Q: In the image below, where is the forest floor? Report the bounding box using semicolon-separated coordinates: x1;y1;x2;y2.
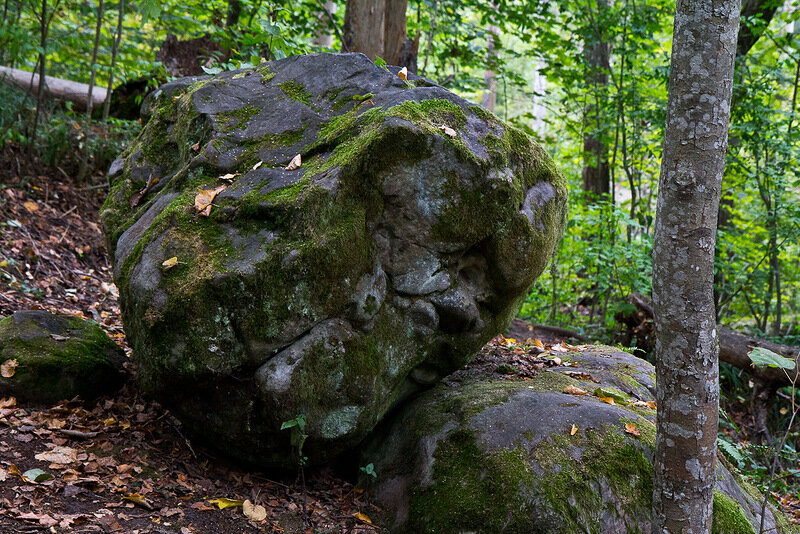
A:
1;149;799;532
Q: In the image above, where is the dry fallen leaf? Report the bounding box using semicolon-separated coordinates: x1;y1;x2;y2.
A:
533;338;545;349
625;423;640;436
562;370;600;383
219;172;239;182
208;497;244;510
252;160;263;170
599;396;616;405
243;499;267;522
23;201;38;213
1;359;18;378
570;424;578;436
0;396;16;408
130;174;159;208
397;66;408;80
35;446;79;464
161;257;179;270
191;141;201;152
353;512;373;524
439;125;457;137
194;184;227;216
285;154;302;170
563;385;589;396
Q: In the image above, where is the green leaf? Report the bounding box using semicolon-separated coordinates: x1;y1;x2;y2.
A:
22;468;53;483
747;347;795;370
717;438;744;467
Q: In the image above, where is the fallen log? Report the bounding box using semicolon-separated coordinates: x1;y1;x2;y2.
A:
621;293;800;387
0;66;107;110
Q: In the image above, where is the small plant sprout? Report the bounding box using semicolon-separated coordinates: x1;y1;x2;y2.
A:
746;346;799;534
280;413;308;467
360;463;377;479
281;413;309;512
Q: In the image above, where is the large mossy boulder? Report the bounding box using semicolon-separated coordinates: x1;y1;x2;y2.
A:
0;311;126;404
100;53;567;466
362;347;796;533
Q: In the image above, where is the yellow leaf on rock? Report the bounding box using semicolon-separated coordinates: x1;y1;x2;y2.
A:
194;185;227;216
533;338;545;349
161;257;179;270
397;67;408;80
1;359;18;378
599;397;616;405
243;499;267;522
570;424;578;436
208;498;244;510
353;512;373;524
625;423;640;436
563;385;588;396
285;154;302;170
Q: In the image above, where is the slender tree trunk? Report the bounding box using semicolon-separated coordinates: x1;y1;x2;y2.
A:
312;1;336;48
30;0;48;155
78;0;104;180
481;2;498;112
651;0;740;532
226;0;241;27
102;0;124;121
582;0;611;201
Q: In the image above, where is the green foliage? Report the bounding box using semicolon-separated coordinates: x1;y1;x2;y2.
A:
360;463;377;478
281;414;308;467
748;347;796;371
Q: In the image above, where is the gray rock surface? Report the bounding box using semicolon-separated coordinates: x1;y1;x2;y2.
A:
100;53;567;466
362;347;793;533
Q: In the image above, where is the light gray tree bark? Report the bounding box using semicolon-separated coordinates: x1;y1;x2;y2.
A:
651;0;740;531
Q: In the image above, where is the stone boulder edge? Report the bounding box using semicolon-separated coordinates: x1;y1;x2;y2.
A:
100;52;568;467
0;310;127;404
361;346;795;534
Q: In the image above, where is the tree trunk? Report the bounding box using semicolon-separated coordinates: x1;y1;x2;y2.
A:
312;1;336;48
226;0;241;27
481;3;498;112
342;0;415;69
582;0;611;201
0;66;107;110
78;0;104;181
651;0;740;532
102;0;124;121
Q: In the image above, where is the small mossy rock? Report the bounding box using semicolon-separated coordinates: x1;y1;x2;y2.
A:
99;52;567;467
362;346;795;533
0;311;126;404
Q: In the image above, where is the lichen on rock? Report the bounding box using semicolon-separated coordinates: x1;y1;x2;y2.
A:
100;53;568;467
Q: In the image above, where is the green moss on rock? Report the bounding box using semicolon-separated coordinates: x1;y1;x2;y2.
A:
0;311;126;404
712;490;756;534
280;80;312;105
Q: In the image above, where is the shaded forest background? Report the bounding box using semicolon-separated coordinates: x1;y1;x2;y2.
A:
1;0;800;508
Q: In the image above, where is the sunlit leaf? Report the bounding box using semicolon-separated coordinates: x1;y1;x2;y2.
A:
208;497;244;510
